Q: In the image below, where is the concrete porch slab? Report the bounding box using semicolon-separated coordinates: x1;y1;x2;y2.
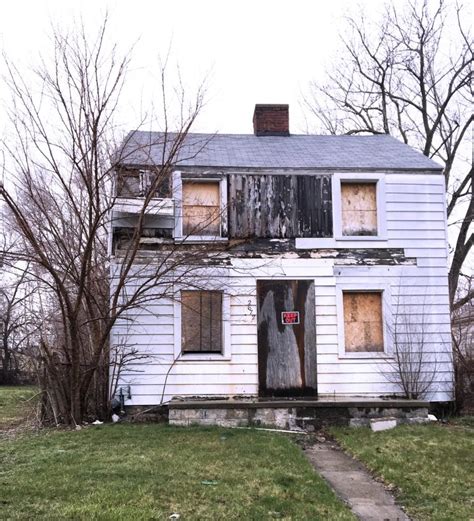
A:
167;397;429;429
168;397;429;409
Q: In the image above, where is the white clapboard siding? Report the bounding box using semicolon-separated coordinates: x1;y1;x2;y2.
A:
117;324;175;335
317;381;452;394
112;173;454;405
316;371;451;385
387;193;444;204
131;383;255;394
333;270;449;281
385;185;443;194
387;221;446;231
118;373;258;386
321;174;452;401
386;202;445;213
116;334;175;345
405;248;448;258
123;363;258;375
124;386;452;405
317;355;453;369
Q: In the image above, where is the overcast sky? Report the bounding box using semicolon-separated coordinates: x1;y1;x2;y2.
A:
0;0;386;135
1;1;471;274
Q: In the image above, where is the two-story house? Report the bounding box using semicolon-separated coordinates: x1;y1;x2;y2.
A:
110;104;453;426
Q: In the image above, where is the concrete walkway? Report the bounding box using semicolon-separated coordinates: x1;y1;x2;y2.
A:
304;441;410;521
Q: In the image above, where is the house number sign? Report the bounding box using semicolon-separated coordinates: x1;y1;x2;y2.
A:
281;311;300;325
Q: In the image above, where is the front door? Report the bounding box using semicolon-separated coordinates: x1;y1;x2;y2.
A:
257;280;317;397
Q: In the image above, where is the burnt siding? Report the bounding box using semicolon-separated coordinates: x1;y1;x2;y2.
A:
296;175;332;237
229;174;332;239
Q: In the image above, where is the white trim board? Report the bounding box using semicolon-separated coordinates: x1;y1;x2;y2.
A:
332;172;387;241
172;170;228;241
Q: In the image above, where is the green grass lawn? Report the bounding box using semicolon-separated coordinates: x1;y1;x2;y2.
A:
3;384;471;520
0;423;355;520
0;385;38;429
331;422;474;521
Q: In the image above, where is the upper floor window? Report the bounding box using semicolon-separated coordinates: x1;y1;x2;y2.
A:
341;182;377;236
182;181;221;236
172;172;228;241
332;173;386;240
116;168;170;198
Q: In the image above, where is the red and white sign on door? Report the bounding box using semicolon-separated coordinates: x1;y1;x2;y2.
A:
281;311;300;325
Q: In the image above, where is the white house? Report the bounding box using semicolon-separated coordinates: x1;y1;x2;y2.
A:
110;104;454;414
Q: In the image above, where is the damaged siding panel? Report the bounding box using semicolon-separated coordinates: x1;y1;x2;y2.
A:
341;182;377;236
297;175;332;237
229;174;332;239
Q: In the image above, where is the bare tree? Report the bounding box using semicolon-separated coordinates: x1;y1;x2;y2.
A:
304;0;472;309
451;275;474;410
0;229;38;384
384;298;441;400
0;18;215;425
0;267;34;384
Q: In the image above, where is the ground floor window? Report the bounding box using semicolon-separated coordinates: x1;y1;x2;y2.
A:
181;290;223;353
342;291;384;353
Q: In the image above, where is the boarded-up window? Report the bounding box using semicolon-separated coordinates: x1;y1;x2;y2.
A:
341;182;377;236
181;291;223;353
182;181;221;236
343;292;384;352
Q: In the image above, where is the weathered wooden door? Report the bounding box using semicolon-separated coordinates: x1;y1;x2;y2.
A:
257;280;317;397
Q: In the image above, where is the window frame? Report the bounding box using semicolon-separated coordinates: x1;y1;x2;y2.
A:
172;171;228;242
336;283;393;359
174;289;231;361
180;290;223;354
116;167;171;199
332;173;387;241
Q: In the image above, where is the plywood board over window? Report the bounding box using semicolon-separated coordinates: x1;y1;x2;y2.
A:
343;291;384;352
181;291;222;353
182;181;220;236
341;182;377;236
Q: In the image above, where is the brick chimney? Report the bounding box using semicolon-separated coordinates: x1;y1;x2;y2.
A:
253;104;289;136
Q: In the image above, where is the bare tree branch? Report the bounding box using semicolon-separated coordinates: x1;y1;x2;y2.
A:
303;0;473;308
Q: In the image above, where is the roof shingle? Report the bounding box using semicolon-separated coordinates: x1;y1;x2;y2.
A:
119;132;443;171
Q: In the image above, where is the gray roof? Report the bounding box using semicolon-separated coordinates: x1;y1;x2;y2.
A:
118;131;443;171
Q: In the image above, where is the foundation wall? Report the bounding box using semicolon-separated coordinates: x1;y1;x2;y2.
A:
168;403;429;431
